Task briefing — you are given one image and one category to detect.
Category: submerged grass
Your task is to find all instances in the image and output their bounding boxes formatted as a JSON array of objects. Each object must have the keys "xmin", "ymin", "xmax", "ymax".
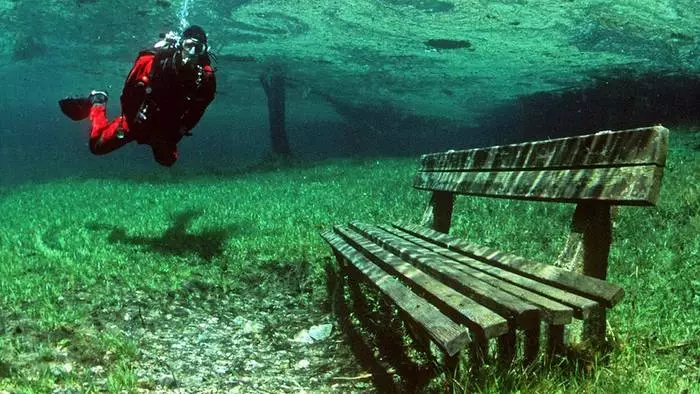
[{"xmin": 0, "ymin": 129, "xmax": 698, "ymax": 392}]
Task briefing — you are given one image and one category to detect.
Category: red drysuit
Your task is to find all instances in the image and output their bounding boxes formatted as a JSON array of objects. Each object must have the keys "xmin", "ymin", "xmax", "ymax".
[{"xmin": 89, "ymin": 51, "xmax": 216, "ymax": 166}]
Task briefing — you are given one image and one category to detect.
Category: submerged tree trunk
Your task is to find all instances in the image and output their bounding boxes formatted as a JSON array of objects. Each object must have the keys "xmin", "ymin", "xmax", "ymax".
[{"xmin": 260, "ymin": 69, "xmax": 291, "ymax": 157}]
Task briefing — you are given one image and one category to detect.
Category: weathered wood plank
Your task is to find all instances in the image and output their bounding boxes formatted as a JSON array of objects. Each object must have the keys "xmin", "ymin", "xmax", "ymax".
[
  {"xmin": 419, "ymin": 126, "xmax": 668, "ymax": 172},
  {"xmin": 413, "ymin": 164, "xmax": 665, "ymax": 205},
  {"xmin": 394, "ymin": 223, "xmax": 625, "ymax": 307},
  {"xmin": 332, "ymin": 226, "xmax": 509, "ymax": 339},
  {"xmin": 348, "ymin": 223, "xmax": 540, "ymax": 329},
  {"xmin": 380, "ymin": 224, "xmax": 597, "ymax": 319},
  {"xmin": 354, "ymin": 222, "xmax": 572, "ymax": 325},
  {"xmin": 320, "ymin": 230, "xmax": 471, "ymax": 356}
]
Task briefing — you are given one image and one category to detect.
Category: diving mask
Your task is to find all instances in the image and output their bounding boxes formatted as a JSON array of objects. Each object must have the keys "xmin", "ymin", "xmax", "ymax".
[{"xmin": 181, "ymin": 38, "xmax": 206, "ymax": 57}]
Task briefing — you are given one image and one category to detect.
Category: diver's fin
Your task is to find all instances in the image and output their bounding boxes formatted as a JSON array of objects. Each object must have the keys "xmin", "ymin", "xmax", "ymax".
[{"xmin": 58, "ymin": 96, "xmax": 92, "ymax": 121}]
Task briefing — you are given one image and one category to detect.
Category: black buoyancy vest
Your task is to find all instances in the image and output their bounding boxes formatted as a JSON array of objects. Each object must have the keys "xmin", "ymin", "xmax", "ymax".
[{"xmin": 123, "ymin": 48, "xmax": 210, "ymax": 135}]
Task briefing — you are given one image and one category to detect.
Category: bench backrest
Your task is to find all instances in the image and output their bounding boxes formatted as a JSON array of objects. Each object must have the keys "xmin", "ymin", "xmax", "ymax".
[
  {"xmin": 414, "ymin": 126, "xmax": 670, "ymax": 290},
  {"xmin": 414, "ymin": 126, "xmax": 669, "ymax": 206}
]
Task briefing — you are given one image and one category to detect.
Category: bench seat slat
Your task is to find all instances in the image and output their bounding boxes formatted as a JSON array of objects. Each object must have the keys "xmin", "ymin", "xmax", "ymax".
[
  {"xmin": 333, "ymin": 226, "xmax": 509, "ymax": 339},
  {"xmin": 379, "ymin": 224, "xmax": 598, "ymax": 319},
  {"xmin": 343, "ymin": 224, "xmax": 539, "ymax": 329},
  {"xmin": 320, "ymin": 231, "xmax": 471, "ymax": 356},
  {"xmin": 394, "ymin": 223, "xmax": 624, "ymax": 307},
  {"xmin": 413, "ymin": 165, "xmax": 664, "ymax": 205},
  {"xmin": 420, "ymin": 126, "xmax": 668, "ymax": 172},
  {"xmin": 353, "ymin": 223, "xmax": 573, "ymax": 325}
]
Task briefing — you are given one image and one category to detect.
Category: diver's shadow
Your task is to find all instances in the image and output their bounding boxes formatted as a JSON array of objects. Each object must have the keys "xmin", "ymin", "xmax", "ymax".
[{"xmin": 87, "ymin": 209, "xmax": 238, "ymax": 261}]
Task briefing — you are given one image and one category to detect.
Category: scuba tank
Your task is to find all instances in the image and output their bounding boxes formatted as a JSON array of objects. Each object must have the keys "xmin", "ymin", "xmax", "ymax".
[{"xmin": 154, "ymin": 31, "xmax": 181, "ymax": 51}]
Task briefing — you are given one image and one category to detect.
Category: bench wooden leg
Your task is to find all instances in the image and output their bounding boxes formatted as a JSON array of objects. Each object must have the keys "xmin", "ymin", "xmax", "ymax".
[
  {"xmin": 420, "ymin": 191, "xmax": 455, "ymax": 233},
  {"xmin": 559, "ymin": 202, "xmax": 611, "ymax": 348},
  {"xmin": 331, "ymin": 257, "xmax": 399, "ymax": 393},
  {"xmin": 581, "ymin": 203, "xmax": 611, "ymax": 349},
  {"xmin": 376, "ymin": 296, "xmax": 412, "ymax": 376},
  {"xmin": 524, "ymin": 322, "xmax": 541, "ymax": 365},
  {"xmin": 443, "ymin": 352, "xmax": 460, "ymax": 392},
  {"xmin": 404, "ymin": 319, "xmax": 433, "ymax": 358},
  {"xmin": 497, "ymin": 328, "xmax": 517, "ymax": 368},
  {"xmin": 583, "ymin": 306, "xmax": 607, "ymax": 348},
  {"xmin": 326, "ymin": 253, "xmax": 346, "ymax": 318},
  {"xmin": 346, "ymin": 268, "xmax": 372, "ymax": 320},
  {"xmin": 547, "ymin": 324, "xmax": 565, "ymax": 358},
  {"xmin": 555, "ymin": 202, "xmax": 613, "ymax": 349},
  {"xmin": 469, "ymin": 334, "xmax": 488, "ymax": 373}
]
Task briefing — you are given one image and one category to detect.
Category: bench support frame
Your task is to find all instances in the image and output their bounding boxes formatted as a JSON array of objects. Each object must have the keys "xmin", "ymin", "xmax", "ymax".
[
  {"xmin": 420, "ymin": 191, "xmax": 455, "ymax": 234},
  {"xmin": 556, "ymin": 202, "xmax": 612, "ymax": 346},
  {"xmin": 422, "ymin": 190, "xmax": 615, "ymax": 348}
]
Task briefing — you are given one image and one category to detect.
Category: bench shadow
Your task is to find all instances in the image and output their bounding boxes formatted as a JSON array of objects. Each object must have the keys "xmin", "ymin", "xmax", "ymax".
[
  {"xmin": 326, "ymin": 262, "xmax": 441, "ymax": 393},
  {"xmin": 86, "ymin": 209, "xmax": 239, "ymax": 261}
]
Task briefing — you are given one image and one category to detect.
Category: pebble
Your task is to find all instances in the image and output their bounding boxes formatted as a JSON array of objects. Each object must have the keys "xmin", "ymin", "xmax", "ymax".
[
  {"xmin": 214, "ymin": 365, "xmax": 228, "ymax": 375},
  {"xmin": 51, "ymin": 363, "xmax": 73, "ymax": 376},
  {"xmin": 234, "ymin": 317, "xmax": 265, "ymax": 335},
  {"xmin": 90, "ymin": 365, "xmax": 105, "ymax": 375},
  {"xmin": 292, "ymin": 329, "xmax": 315, "ymax": 344},
  {"xmin": 293, "ymin": 323, "xmax": 333, "ymax": 344},
  {"xmin": 156, "ymin": 373, "xmax": 177, "ymax": 388},
  {"xmin": 308, "ymin": 324, "xmax": 333, "ymax": 341},
  {"xmin": 245, "ymin": 360, "xmax": 262, "ymax": 370}
]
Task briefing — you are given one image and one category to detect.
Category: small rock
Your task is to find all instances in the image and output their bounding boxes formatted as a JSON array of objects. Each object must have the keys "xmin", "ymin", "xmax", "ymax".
[
  {"xmin": 103, "ymin": 351, "xmax": 114, "ymax": 363},
  {"xmin": 90, "ymin": 365, "xmax": 104, "ymax": 375},
  {"xmin": 291, "ymin": 329, "xmax": 314, "ymax": 344},
  {"xmin": 244, "ymin": 360, "xmax": 261, "ymax": 370},
  {"xmin": 292, "ymin": 324, "xmax": 333, "ymax": 344},
  {"xmin": 234, "ymin": 317, "xmax": 265, "ymax": 335},
  {"xmin": 296, "ymin": 359, "xmax": 310, "ymax": 369},
  {"xmin": 244, "ymin": 320, "xmax": 265, "ymax": 334},
  {"xmin": 53, "ymin": 346, "xmax": 68, "ymax": 360},
  {"xmin": 51, "ymin": 362, "xmax": 73, "ymax": 376},
  {"xmin": 308, "ymin": 324, "xmax": 333, "ymax": 341},
  {"xmin": 183, "ymin": 375, "xmax": 204, "ymax": 386},
  {"xmin": 156, "ymin": 373, "xmax": 177, "ymax": 388}
]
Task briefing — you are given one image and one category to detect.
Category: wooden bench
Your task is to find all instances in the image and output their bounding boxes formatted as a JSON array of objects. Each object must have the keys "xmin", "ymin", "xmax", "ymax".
[{"xmin": 321, "ymin": 126, "xmax": 669, "ymax": 379}]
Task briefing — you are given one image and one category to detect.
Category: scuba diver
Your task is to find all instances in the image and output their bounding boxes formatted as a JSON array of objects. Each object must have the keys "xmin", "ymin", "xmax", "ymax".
[{"xmin": 59, "ymin": 25, "xmax": 216, "ymax": 167}]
